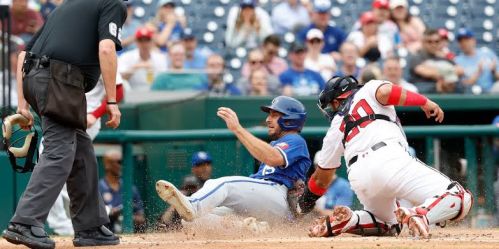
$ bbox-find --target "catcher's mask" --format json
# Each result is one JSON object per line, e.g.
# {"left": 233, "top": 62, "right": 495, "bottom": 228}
{"left": 2, "top": 114, "right": 39, "bottom": 173}
{"left": 317, "top": 75, "right": 362, "bottom": 121}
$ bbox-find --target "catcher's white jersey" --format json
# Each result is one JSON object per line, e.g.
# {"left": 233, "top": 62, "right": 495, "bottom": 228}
{"left": 318, "top": 80, "right": 408, "bottom": 169}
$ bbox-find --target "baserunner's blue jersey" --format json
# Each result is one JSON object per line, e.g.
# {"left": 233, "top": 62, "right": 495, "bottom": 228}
{"left": 250, "top": 133, "right": 311, "bottom": 189}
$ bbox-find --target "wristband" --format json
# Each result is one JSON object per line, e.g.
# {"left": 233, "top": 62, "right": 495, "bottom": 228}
{"left": 308, "top": 177, "right": 327, "bottom": 196}
{"left": 106, "top": 101, "right": 117, "bottom": 105}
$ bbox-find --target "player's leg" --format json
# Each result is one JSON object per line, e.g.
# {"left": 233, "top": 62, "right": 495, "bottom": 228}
{"left": 157, "top": 176, "right": 289, "bottom": 221}
{"left": 393, "top": 156, "right": 472, "bottom": 238}
{"left": 189, "top": 176, "right": 289, "bottom": 220}
{"left": 309, "top": 157, "right": 402, "bottom": 237}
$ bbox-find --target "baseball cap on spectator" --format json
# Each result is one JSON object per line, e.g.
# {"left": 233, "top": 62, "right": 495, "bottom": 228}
{"left": 360, "top": 11, "right": 376, "bottom": 26}
{"left": 157, "top": 0, "right": 175, "bottom": 8}
{"left": 240, "top": 0, "right": 256, "bottom": 8}
{"left": 306, "top": 28, "right": 324, "bottom": 40}
{"left": 289, "top": 42, "right": 307, "bottom": 53}
{"left": 135, "top": 27, "right": 153, "bottom": 40}
{"left": 390, "top": 0, "right": 408, "bottom": 9}
{"left": 438, "top": 28, "right": 449, "bottom": 41}
{"left": 313, "top": 0, "right": 331, "bottom": 13}
{"left": 493, "top": 116, "right": 499, "bottom": 127}
{"left": 372, "top": 0, "right": 390, "bottom": 9}
{"left": 181, "top": 28, "right": 196, "bottom": 40}
{"left": 456, "top": 28, "right": 474, "bottom": 41}
{"left": 191, "top": 151, "right": 212, "bottom": 167}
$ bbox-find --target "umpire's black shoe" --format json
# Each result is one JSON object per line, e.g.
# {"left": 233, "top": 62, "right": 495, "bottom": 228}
{"left": 73, "top": 225, "right": 120, "bottom": 247}
{"left": 2, "top": 222, "right": 55, "bottom": 249}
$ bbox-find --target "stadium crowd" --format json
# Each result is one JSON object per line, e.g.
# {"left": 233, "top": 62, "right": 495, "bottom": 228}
{"left": 3, "top": 0, "right": 499, "bottom": 101}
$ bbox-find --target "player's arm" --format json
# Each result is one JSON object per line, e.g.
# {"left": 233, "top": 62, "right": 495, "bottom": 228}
{"left": 99, "top": 39, "right": 121, "bottom": 128}
{"left": 375, "top": 83, "right": 444, "bottom": 123}
{"left": 217, "top": 107, "right": 285, "bottom": 167}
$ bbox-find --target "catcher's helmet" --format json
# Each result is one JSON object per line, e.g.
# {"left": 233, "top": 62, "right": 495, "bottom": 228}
{"left": 261, "top": 96, "right": 307, "bottom": 131}
{"left": 317, "top": 75, "right": 361, "bottom": 120}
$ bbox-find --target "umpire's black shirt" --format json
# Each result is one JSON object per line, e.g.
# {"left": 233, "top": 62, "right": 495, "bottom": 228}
{"left": 26, "top": 0, "right": 127, "bottom": 92}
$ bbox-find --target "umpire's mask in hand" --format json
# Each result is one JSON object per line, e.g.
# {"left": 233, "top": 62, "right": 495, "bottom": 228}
{"left": 2, "top": 114, "right": 39, "bottom": 173}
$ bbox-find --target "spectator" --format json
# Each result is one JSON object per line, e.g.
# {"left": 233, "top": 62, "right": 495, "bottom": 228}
{"left": 390, "top": 0, "right": 425, "bottom": 54}
{"left": 437, "top": 28, "right": 455, "bottom": 61}
{"left": 149, "top": 0, "right": 186, "bottom": 52}
{"left": 241, "top": 35, "right": 288, "bottom": 78}
{"left": 455, "top": 28, "right": 499, "bottom": 94}
{"left": 182, "top": 28, "right": 212, "bottom": 70}
{"left": 408, "top": 29, "right": 458, "bottom": 93}
{"left": 8, "top": 0, "right": 44, "bottom": 43}
{"left": 298, "top": 0, "right": 346, "bottom": 57}
{"left": 119, "top": 27, "right": 168, "bottom": 91}
{"left": 334, "top": 42, "right": 362, "bottom": 78}
{"left": 120, "top": 0, "right": 143, "bottom": 53}
{"left": 99, "top": 150, "right": 146, "bottom": 233}
{"left": 347, "top": 11, "right": 384, "bottom": 62}
{"left": 225, "top": 0, "right": 273, "bottom": 49}
{"left": 280, "top": 42, "right": 325, "bottom": 96}
{"left": 271, "top": 0, "right": 310, "bottom": 35}
{"left": 313, "top": 150, "right": 354, "bottom": 215}
{"left": 360, "top": 64, "right": 382, "bottom": 84}
{"left": 304, "top": 28, "right": 336, "bottom": 82}
{"left": 0, "top": 39, "right": 22, "bottom": 107}
{"left": 152, "top": 42, "right": 204, "bottom": 90}
{"left": 248, "top": 69, "right": 270, "bottom": 96}
{"left": 494, "top": 116, "right": 499, "bottom": 226}
{"left": 371, "top": 0, "right": 398, "bottom": 56}
{"left": 202, "top": 54, "right": 240, "bottom": 96}
{"left": 382, "top": 56, "right": 418, "bottom": 92}
{"left": 237, "top": 49, "right": 281, "bottom": 95}
{"left": 190, "top": 152, "right": 213, "bottom": 184}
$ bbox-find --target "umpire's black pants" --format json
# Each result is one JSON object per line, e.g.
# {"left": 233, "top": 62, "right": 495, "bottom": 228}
{"left": 11, "top": 66, "right": 109, "bottom": 232}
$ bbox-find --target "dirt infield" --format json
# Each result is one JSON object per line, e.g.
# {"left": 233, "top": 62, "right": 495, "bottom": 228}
{"left": 1, "top": 227, "right": 498, "bottom": 249}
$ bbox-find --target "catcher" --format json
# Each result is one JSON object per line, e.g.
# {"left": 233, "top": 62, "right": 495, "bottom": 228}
{"left": 299, "top": 76, "right": 472, "bottom": 238}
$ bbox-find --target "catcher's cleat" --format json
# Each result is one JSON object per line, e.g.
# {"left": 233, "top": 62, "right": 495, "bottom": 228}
{"left": 395, "top": 207, "right": 430, "bottom": 239}
{"left": 308, "top": 206, "right": 354, "bottom": 237}
{"left": 395, "top": 207, "right": 417, "bottom": 224}
{"left": 156, "top": 180, "right": 195, "bottom": 221}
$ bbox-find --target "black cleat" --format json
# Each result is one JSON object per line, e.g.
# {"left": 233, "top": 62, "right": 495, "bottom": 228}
{"left": 73, "top": 225, "right": 120, "bottom": 247}
{"left": 2, "top": 222, "right": 55, "bottom": 249}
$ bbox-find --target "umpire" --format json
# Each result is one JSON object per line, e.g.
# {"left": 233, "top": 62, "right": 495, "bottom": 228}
{"left": 2, "top": 0, "right": 126, "bottom": 248}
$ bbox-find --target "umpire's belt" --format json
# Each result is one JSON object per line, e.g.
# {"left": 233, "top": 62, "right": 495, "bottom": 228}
{"left": 348, "top": 141, "right": 387, "bottom": 166}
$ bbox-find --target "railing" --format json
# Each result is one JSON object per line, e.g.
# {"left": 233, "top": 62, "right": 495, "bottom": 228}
{"left": 95, "top": 125, "right": 499, "bottom": 233}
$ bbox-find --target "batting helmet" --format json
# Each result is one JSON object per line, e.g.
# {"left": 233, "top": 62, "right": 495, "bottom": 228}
{"left": 318, "top": 75, "right": 362, "bottom": 120}
{"left": 261, "top": 96, "right": 307, "bottom": 131}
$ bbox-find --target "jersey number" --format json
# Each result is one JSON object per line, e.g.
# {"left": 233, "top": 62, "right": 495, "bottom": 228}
{"left": 339, "top": 99, "right": 374, "bottom": 142}
{"left": 261, "top": 165, "right": 275, "bottom": 176}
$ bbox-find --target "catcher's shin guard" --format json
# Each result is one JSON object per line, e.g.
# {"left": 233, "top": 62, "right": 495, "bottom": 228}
{"left": 308, "top": 206, "right": 400, "bottom": 237}
{"left": 401, "top": 182, "right": 472, "bottom": 226}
